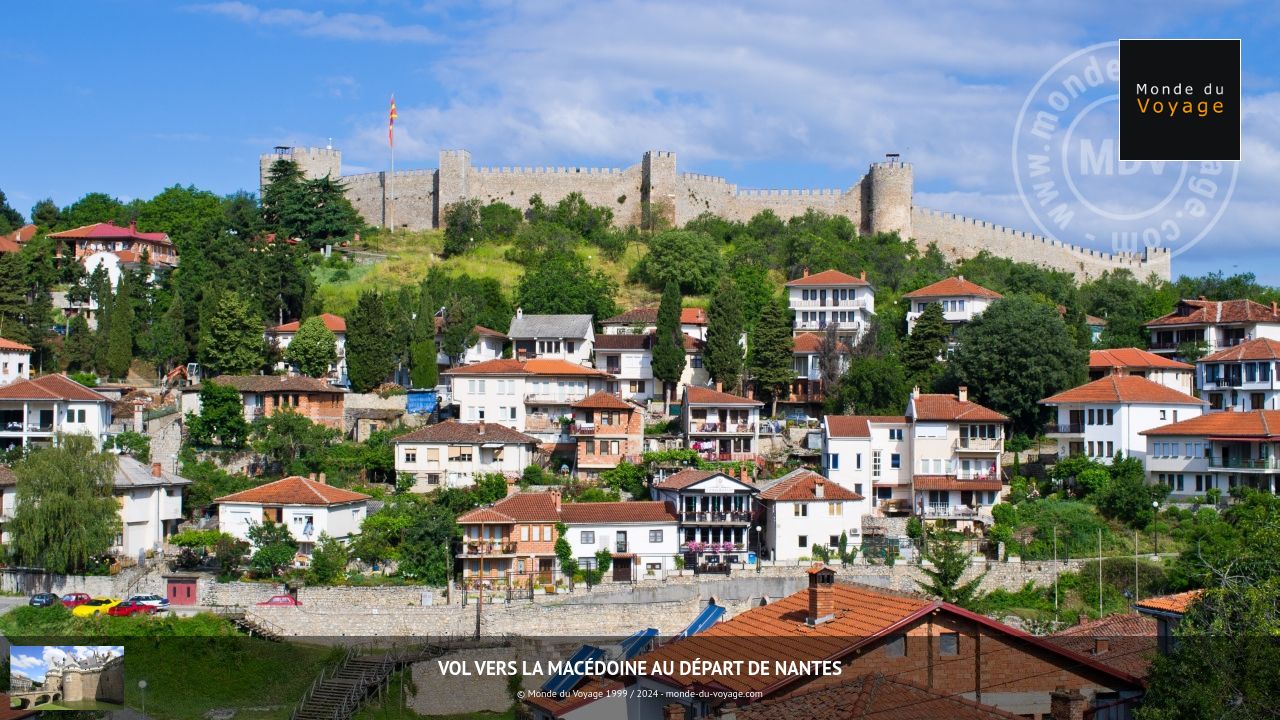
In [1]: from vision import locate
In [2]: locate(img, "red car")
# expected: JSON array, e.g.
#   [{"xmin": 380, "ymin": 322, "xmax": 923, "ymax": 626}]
[
  {"xmin": 257, "ymin": 595, "xmax": 301, "ymax": 607},
  {"xmin": 61, "ymin": 593, "xmax": 92, "ymax": 608},
  {"xmin": 107, "ymin": 599, "xmax": 159, "ymax": 617}
]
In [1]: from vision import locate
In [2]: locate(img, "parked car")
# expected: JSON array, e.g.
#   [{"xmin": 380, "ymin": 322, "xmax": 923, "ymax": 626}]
[
  {"xmin": 256, "ymin": 595, "xmax": 301, "ymax": 607},
  {"xmin": 29, "ymin": 593, "xmax": 60, "ymax": 608},
  {"xmin": 71, "ymin": 597, "xmax": 122, "ymax": 617},
  {"xmin": 108, "ymin": 599, "xmax": 159, "ymax": 617},
  {"xmin": 60, "ymin": 592, "xmax": 92, "ymax": 608},
  {"xmin": 127, "ymin": 594, "xmax": 170, "ymax": 609}
]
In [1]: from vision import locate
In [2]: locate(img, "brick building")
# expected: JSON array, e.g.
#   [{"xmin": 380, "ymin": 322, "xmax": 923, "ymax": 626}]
[{"xmin": 181, "ymin": 375, "xmax": 346, "ymax": 429}]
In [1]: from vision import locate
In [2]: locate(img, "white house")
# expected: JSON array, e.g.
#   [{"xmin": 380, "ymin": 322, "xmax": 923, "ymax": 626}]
[
  {"xmin": 460, "ymin": 326, "xmax": 507, "ymax": 365},
  {"xmin": 1197, "ymin": 338, "xmax": 1280, "ymax": 411},
  {"xmin": 392, "ymin": 420, "xmax": 539, "ymax": 491},
  {"xmin": 112, "ymin": 456, "xmax": 190, "ymax": 558},
  {"xmin": 507, "ymin": 310, "xmax": 594, "ymax": 365},
  {"xmin": 1143, "ymin": 298, "xmax": 1280, "ymax": 358},
  {"xmin": 1141, "ymin": 410, "xmax": 1280, "ymax": 498},
  {"xmin": 600, "ymin": 306, "xmax": 709, "ymax": 341},
  {"xmin": 682, "ymin": 385, "xmax": 763, "ymax": 462},
  {"xmin": 785, "ymin": 269, "xmax": 875, "ymax": 345},
  {"xmin": 903, "ymin": 276, "xmax": 1003, "ymax": 339},
  {"xmin": 779, "ymin": 332, "xmax": 849, "ymax": 421},
  {"xmin": 906, "ymin": 388, "xmax": 1008, "ymax": 528},
  {"xmin": 216, "ymin": 475, "xmax": 370, "ymax": 555},
  {"xmin": 593, "ymin": 334, "xmax": 654, "ymax": 403},
  {"xmin": 758, "ymin": 469, "xmax": 865, "ymax": 562},
  {"xmin": 0, "ymin": 466, "xmax": 15, "ymax": 544},
  {"xmin": 266, "ymin": 313, "xmax": 348, "ymax": 386},
  {"xmin": 559, "ymin": 501, "xmax": 680, "ymax": 581},
  {"xmin": 0, "ymin": 337, "xmax": 32, "ymax": 386},
  {"xmin": 1042, "ymin": 375, "xmax": 1205, "ymax": 463},
  {"xmin": 651, "ymin": 468, "xmax": 758, "ymax": 561},
  {"xmin": 0, "ymin": 374, "xmax": 111, "ymax": 451},
  {"xmin": 822, "ymin": 414, "xmax": 911, "ymax": 512},
  {"xmin": 1089, "ymin": 348, "xmax": 1195, "ymax": 395}
]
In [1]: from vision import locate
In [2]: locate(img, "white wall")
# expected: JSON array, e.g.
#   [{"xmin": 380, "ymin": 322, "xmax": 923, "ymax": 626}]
[
  {"xmin": 765, "ymin": 499, "xmax": 862, "ymax": 562},
  {"xmin": 115, "ymin": 485, "xmax": 185, "ymax": 556},
  {"xmin": 219, "ymin": 502, "xmax": 366, "ymax": 546},
  {"xmin": 905, "ymin": 295, "xmax": 997, "ymax": 334},
  {"xmin": 396, "ymin": 440, "xmax": 533, "ymax": 491},
  {"xmin": 1054, "ymin": 403, "xmax": 1203, "ymax": 463},
  {"xmin": 0, "ymin": 350, "xmax": 31, "ymax": 386},
  {"xmin": 564, "ymin": 521, "xmax": 679, "ymax": 571}
]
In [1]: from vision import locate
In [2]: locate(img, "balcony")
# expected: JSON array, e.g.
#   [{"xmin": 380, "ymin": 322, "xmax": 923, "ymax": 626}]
[
  {"xmin": 1044, "ymin": 423, "xmax": 1084, "ymax": 435},
  {"xmin": 922, "ymin": 504, "xmax": 987, "ymax": 520},
  {"xmin": 524, "ymin": 391, "xmax": 589, "ymax": 404},
  {"xmin": 695, "ymin": 451, "xmax": 758, "ymax": 462},
  {"xmin": 1206, "ymin": 457, "xmax": 1280, "ymax": 471},
  {"xmin": 954, "ymin": 437, "xmax": 1002, "ymax": 452},
  {"xmin": 791, "ymin": 298, "xmax": 868, "ymax": 309},
  {"xmin": 0, "ymin": 421, "xmax": 54, "ymax": 434},
  {"xmin": 679, "ymin": 510, "xmax": 753, "ymax": 525},
  {"xmin": 794, "ymin": 320, "xmax": 867, "ymax": 332},
  {"xmin": 689, "ymin": 422, "xmax": 756, "ymax": 434},
  {"xmin": 569, "ymin": 423, "xmax": 595, "ymax": 436},
  {"xmin": 525, "ymin": 416, "xmax": 569, "ymax": 432},
  {"xmin": 459, "ymin": 540, "xmax": 518, "ymax": 556}
]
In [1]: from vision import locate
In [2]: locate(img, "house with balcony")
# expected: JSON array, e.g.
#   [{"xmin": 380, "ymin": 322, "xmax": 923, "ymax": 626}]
[
  {"xmin": 1197, "ymin": 338, "xmax": 1280, "ymax": 411},
  {"xmin": 906, "ymin": 387, "xmax": 1007, "ymax": 528},
  {"xmin": 682, "ymin": 385, "xmax": 763, "ymax": 462},
  {"xmin": 1143, "ymin": 298, "xmax": 1280, "ymax": 358},
  {"xmin": 266, "ymin": 313, "xmax": 348, "ymax": 386},
  {"xmin": 779, "ymin": 332, "xmax": 849, "ymax": 421},
  {"xmin": 560, "ymin": 501, "xmax": 680, "ymax": 581},
  {"xmin": 49, "ymin": 221, "xmax": 178, "ymax": 286},
  {"xmin": 1089, "ymin": 348, "xmax": 1195, "ymax": 395},
  {"xmin": 0, "ymin": 374, "xmax": 111, "ymax": 451},
  {"xmin": 1141, "ymin": 410, "xmax": 1280, "ymax": 498},
  {"xmin": 392, "ymin": 420, "xmax": 539, "ymax": 492},
  {"xmin": 594, "ymin": 334, "xmax": 654, "ymax": 403},
  {"xmin": 569, "ymin": 392, "xmax": 644, "ymax": 480},
  {"xmin": 600, "ymin": 306, "xmax": 708, "ymax": 341},
  {"xmin": 216, "ymin": 475, "xmax": 370, "ymax": 555},
  {"xmin": 758, "ymin": 469, "xmax": 865, "ymax": 562},
  {"xmin": 0, "ymin": 337, "xmax": 32, "ymax": 386},
  {"xmin": 785, "ymin": 268, "xmax": 875, "ymax": 345},
  {"xmin": 507, "ymin": 310, "xmax": 594, "ymax": 365},
  {"xmin": 1042, "ymin": 375, "xmax": 1205, "ymax": 463},
  {"xmin": 456, "ymin": 491, "xmax": 563, "ymax": 586},
  {"xmin": 822, "ymin": 415, "xmax": 911, "ymax": 514},
  {"xmin": 180, "ymin": 375, "xmax": 346, "ymax": 429},
  {"xmin": 112, "ymin": 456, "xmax": 190, "ymax": 558},
  {"xmin": 651, "ymin": 468, "xmax": 758, "ymax": 569},
  {"xmin": 903, "ymin": 276, "xmax": 1003, "ymax": 342}
]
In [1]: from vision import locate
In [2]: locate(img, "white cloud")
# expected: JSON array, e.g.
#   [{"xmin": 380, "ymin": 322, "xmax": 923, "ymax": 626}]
[
  {"xmin": 10, "ymin": 654, "xmax": 43, "ymax": 670},
  {"xmin": 186, "ymin": 2, "xmax": 439, "ymax": 43}
]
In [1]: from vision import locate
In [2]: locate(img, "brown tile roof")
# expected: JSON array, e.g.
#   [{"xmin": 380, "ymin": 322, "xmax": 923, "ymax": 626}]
[
  {"xmin": 912, "ymin": 475, "xmax": 1003, "ymax": 491},
  {"xmin": 457, "ymin": 492, "xmax": 561, "ymax": 524},
  {"xmin": 1090, "ymin": 348, "xmax": 1193, "ymax": 370},
  {"xmin": 1143, "ymin": 299, "xmax": 1280, "ymax": 328},
  {"xmin": 735, "ymin": 673, "xmax": 1023, "ymax": 720},
  {"xmin": 792, "ymin": 332, "xmax": 849, "ymax": 354},
  {"xmin": 443, "ymin": 358, "xmax": 610, "ymax": 377},
  {"xmin": 824, "ymin": 415, "xmax": 908, "ymax": 438},
  {"xmin": 269, "ymin": 313, "xmax": 346, "ymax": 334},
  {"xmin": 0, "ymin": 374, "xmax": 109, "ymax": 402},
  {"xmin": 785, "ymin": 269, "xmax": 870, "ymax": 287},
  {"xmin": 0, "ymin": 465, "xmax": 15, "ymax": 487},
  {"xmin": 601, "ymin": 307, "xmax": 708, "ymax": 325},
  {"xmin": 4, "ymin": 224, "xmax": 38, "ymax": 245},
  {"xmin": 902, "ymin": 276, "xmax": 1003, "ymax": 299},
  {"xmin": 49, "ymin": 221, "xmax": 172, "ymax": 246},
  {"xmin": 442, "ymin": 358, "xmax": 528, "ymax": 375},
  {"xmin": 1087, "ymin": 314, "xmax": 1108, "ymax": 326},
  {"xmin": 685, "ymin": 385, "xmax": 762, "ymax": 406},
  {"xmin": 682, "ymin": 333, "xmax": 704, "ymax": 352},
  {"xmin": 1140, "ymin": 410, "xmax": 1280, "ymax": 438},
  {"xmin": 571, "ymin": 391, "xmax": 633, "ymax": 410},
  {"xmin": 653, "ymin": 468, "xmax": 727, "ymax": 490},
  {"xmin": 1135, "ymin": 589, "xmax": 1203, "ymax": 615},
  {"xmin": 215, "ymin": 476, "xmax": 369, "ymax": 506},
  {"xmin": 911, "ymin": 393, "xmax": 1007, "ymax": 422},
  {"xmin": 1047, "ymin": 614, "xmax": 1158, "ymax": 678},
  {"xmin": 1040, "ymin": 375, "xmax": 1204, "ymax": 406},
  {"xmin": 392, "ymin": 420, "xmax": 538, "ymax": 445},
  {"xmin": 206, "ymin": 375, "xmax": 346, "ymax": 394},
  {"xmin": 0, "ymin": 336, "xmax": 33, "ymax": 352},
  {"xmin": 593, "ymin": 334, "xmax": 652, "ymax": 351},
  {"xmin": 474, "ymin": 325, "xmax": 507, "ymax": 339},
  {"xmin": 559, "ymin": 500, "xmax": 678, "ymax": 524},
  {"xmin": 1199, "ymin": 337, "xmax": 1280, "ymax": 362},
  {"xmin": 759, "ymin": 469, "xmax": 863, "ymax": 501}
]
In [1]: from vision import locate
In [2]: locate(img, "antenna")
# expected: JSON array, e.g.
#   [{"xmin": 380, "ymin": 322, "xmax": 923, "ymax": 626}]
[{"xmin": 327, "ymin": 138, "xmax": 333, "ymax": 150}]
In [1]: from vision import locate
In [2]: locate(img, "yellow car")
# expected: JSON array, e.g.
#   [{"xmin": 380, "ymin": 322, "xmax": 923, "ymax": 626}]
[{"xmin": 71, "ymin": 597, "xmax": 121, "ymax": 617}]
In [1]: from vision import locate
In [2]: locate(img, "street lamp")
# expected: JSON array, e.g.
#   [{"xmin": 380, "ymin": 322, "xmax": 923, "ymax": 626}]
[
  {"xmin": 138, "ymin": 680, "xmax": 147, "ymax": 716},
  {"xmin": 1150, "ymin": 500, "xmax": 1160, "ymax": 561},
  {"xmin": 754, "ymin": 525, "xmax": 763, "ymax": 574}
]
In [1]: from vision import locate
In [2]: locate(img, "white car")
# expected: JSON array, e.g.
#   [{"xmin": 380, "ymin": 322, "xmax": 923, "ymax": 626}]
[{"xmin": 128, "ymin": 594, "xmax": 170, "ymax": 609}]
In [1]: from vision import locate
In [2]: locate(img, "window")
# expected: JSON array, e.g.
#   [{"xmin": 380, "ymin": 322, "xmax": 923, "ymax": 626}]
[
  {"xmin": 828, "ymin": 502, "xmax": 842, "ymax": 515},
  {"xmin": 940, "ymin": 632, "xmax": 959, "ymax": 656},
  {"xmin": 520, "ymin": 526, "xmax": 529, "ymax": 541},
  {"xmin": 889, "ymin": 428, "xmax": 903, "ymax": 440},
  {"xmin": 690, "ymin": 355, "xmax": 703, "ymax": 368},
  {"xmin": 403, "ymin": 450, "xmax": 417, "ymax": 463},
  {"xmin": 830, "ymin": 453, "xmax": 839, "ymax": 469},
  {"xmin": 884, "ymin": 634, "xmax": 906, "ymax": 657},
  {"xmin": 854, "ymin": 483, "xmax": 863, "ymax": 495},
  {"xmin": 542, "ymin": 525, "xmax": 552, "ymax": 541},
  {"xmin": 890, "ymin": 453, "xmax": 901, "ymax": 469},
  {"xmin": 1160, "ymin": 409, "xmax": 1167, "ymax": 420},
  {"xmin": 794, "ymin": 504, "xmax": 808, "ymax": 517},
  {"xmin": 1106, "ymin": 409, "xmax": 1114, "ymax": 425},
  {"xmin": 797, "ymin": 535, "xmax": 808, "ymax": 548},
  {"xmin": 427, "ymin": 474, "xmax": 440, "ymax": 485},
  {"xmin": 872, "ymin": 451, "xmax": 881, "ymax": 477},
  {"xmin": 830, "ymin": 535, "xmax": 840, "ymax": 547},
  {"xmin": 580, "ymin": 531, "xmax": 595, "ymax": 544},
  {"xmin": 1107, "ymin": 441, "xmax": 1114, "ymax": 456},
  {"xmin": 855, "ymin": 453, "xmax": 862, "ymax": 469},
  {"xmin": 649, "ymin": 529, "xmax": 663, "ymax": 543},
  {"xmin": 1088, "ymin": 408, "xmax": 1095, "ymax": 425}
]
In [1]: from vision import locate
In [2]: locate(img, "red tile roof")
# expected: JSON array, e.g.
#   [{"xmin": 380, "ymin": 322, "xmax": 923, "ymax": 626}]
[
  {"xmin": 558, "ymin": 500, "xmax": 678, "ymax": 524},
  {"xmin": 474, "ymin": 325, "xmax": 507, "ymax": 339},
  {"xmin": 682, "ymin": 333, "xmax": 704, "ymax": 352},
  {"xmin": 759, "ymin": 469, "xmax": 863, "ymax": 501},
  {"xmin": 49, "ymin": 221, "xmax": 172, "ymax": 245},
  {"xmin": 785, "ymin": 269, "xmax": 870, "ymax": 287},
  {"xmin": 902, "ymin": 276, "xmax": 1003, "ymax": 299},
  {"xmin": 205, "ymin": 375, "xmax": 345, "ymax": 394},
  {"xmin": 571, "ymin": 391, "xmax": 634, "ymax": 410},
  {"xmin": 912, "ymin": 475, "xmax": 1003, "ymax": 491},
  {"xmin": 594, "ymin": 334, "xmax": 652, "ymax": 351},
  {"xmin": 443, "ymin": 358, "xmax": 610, "ymax": 377},
  {"xmin": 792, "ymin": 332, "xmax": 849, "ymax": 354},
  {"xmin": 685, "ymin": 385, "xmax": 762, "ymax": 406},
  {"xmin": 0, "ymin": 374, "xmax": 108, "ymax": 402},
  {"xmin": 1143, "ymin": 299, "xmax": 1280, "ymax": 328},
  {"xmin": 0, "ymin": 336, "xmax": 34, "ymax": 352},
  {"xmin": 1140, "ymin": 410, "xmax": 1280, "ymax": 438},
  {"xmin": 735, "ymin": 673, "xmax": 1023, "ymax": 720},
  {"xmin": 824, "ymin": 415, "xmax": 908, "ymax": 438},
  {"xmin": 653, "ymin": 468, "xmax": 734, "ymax": 490},
  {"xmin": 1040, "ymin": 375, "xmax": 1204, "ymax": 406},
  {"xmin": 392, "ymin": 420, "xmax": 538, "ymax": 445},
  {"xmin": 215, "ymin": 476, "xmax": 369, "ymax": 506},
  {"xmin": 1090, "ymin": 348, "xmax": 1193, "ymax": 370},
  {"xmin": 601, "ymin": 307, "xmax": 708, "ymax": 325},
  {"xmin": 1199, "ymin": 337, "xmax": 1280, "ymax": 362},
  {"xmin": 457, "ymin": 492, "xmax": 561, "ymax": 524},
  {"xmin": 1047, "ymin": 614, "xmax": 1158, "ymax": 678},
  {"xmin": 270, "ymin": 313, "xmax": 347, "ymax": 334},
  {"xmin": 0, "ymin": 235, "xmax": 20, "ymax": 254},
  {"xmin": 911, "ymin": 393, "xmax": 1007, "ymax": 422},
  {"xmin": 1135, "ymin": 589, "xmax": 1203, "ymax": 615},
  {"xmin": 4, "ymin": 224, "xmax": 38, "ymax": 245}
]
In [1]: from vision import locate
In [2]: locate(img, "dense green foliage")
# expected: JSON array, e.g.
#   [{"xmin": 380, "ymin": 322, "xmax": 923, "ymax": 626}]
[
  {"xmin": 346, "ymin": 290, "xmax": 396, "ymax": 392},
  {"xmin": 652, "ymin": 281, "xmax": 686, "ymax": 407},
  {"xmin": 284, "ymin": 315, "xmax": 338, "ymax": 377},
  {"xmin": 261, "ymin": 159, "xmax": 362, "ymax": 249},
  {"xmin": 198, "ymin": 291, "xmax": 265, "ymax": 376},
  {"xmin": 901, "ymin": 300, "xmax": 948, "ymax": 388},
  {"xmin": 704, "ymin": 276, "xmax": 745, "ymax": 392},
  {"xmin": 917, "ymin": 531, "xmax": 984, "ymax": 606},
  {"xmin": 750, "ymin": 297, "xmax": 794, "ymax": 412},
  {"xmin": 632, "ymin": 229, "xmax": 724, "ymax": 293},
  {"xmin": 186, "ymin": 380, "xmax": 250, "ymax": 449}
]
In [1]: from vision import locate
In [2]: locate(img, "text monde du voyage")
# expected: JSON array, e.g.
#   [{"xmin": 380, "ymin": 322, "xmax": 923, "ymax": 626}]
[{"xmin": 1134, "ymin": 83, "xmax": 1229, "ymax": 118}]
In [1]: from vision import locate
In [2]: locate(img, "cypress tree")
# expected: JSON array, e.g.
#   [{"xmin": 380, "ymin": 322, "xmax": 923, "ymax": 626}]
[
  {"xmin": 347, "ymin": 291, "xmax": 396, "ymax": 393},
  {"xmin": 749, "ymin": 297, "xmax": 794, "ymax": 417},
  {"xmin": 106, "ymin": 277, "xmax": 134, "ymax": 379},
  {"xmin": 651, "ymin": 281, "xmax": 686, "ymax": 414},
  {"xmin": 704, "ymin": 277, "xmax": 744, "ymax": 392},
  {"xmin": 901, "ymin": 301, "xmax": 949, "ymax": 388}
]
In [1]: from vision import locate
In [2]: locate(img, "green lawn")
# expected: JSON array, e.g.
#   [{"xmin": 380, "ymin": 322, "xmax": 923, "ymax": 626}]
[{"xmin": 351, "ymin": 668, "xmax": 516, "ymax": 720}]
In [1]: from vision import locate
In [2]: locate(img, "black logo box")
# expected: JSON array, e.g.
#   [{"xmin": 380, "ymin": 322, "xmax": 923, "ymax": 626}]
[{"xmin": 1119, "ymin": 39, "xmax": 1240, "ymax": 162}]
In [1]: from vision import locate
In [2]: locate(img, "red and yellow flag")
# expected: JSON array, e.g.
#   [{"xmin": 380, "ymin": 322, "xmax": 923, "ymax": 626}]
[{"xmin": 389, "ymin": 94, "xmax": 398, "ymax": 147}]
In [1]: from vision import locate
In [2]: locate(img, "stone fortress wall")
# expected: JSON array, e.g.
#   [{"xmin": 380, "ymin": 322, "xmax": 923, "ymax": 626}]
[{"xmin": 259, "ymin": 146, "xmax": 1170, "ymax": 281}]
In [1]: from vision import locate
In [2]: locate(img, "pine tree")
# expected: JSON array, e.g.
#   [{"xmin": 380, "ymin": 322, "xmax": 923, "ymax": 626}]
[
  {"xmin": 704, "ymin": 277, "xmax": 744, "ymax": 392},
  {"xmin": 409, "ymin": 299, "xmax": 440, "ymax": 389},
  {"xmin": 150, "ymin": 292, "xmax": 188, "ymax": 372},
  {"xmin": 902, "ymin": 301, "xmax": 949, "ymax": 388},
  {"xmin": 346, "ymin": 291, "xmax": 396, "ymax": 393},
  {"xmin": 63, "ymin": 314, "xmax": 94, "ymax": 371},
  {"xmin": 916, "ymin": 531, "xmax": 985, "ymax": 607},
  {"xmin": 0, "ymin": 253, "xmax": 27, "ymax": 340},
  {"xmin": 651, "ymin": 281, "xmax": 686, "ymax": 413},
  {"xmin": 199, "ymin": 291, "xmax": 265, "ymax": 376},
  {"xmin": 750, "ymin": 297, "xmax": 794, "ymax": 416},
  {"xmin": 106, "ymin": 277, "xmax": 135, "ymax": 379}
]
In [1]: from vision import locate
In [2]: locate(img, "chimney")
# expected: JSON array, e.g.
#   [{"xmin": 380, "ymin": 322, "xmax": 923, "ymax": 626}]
[
  {"xmin": 516, "ymin": 307, "xmax": 524, "ymax": 319},
  {"xmin": 958, "ymin": 275, "xmax": 964, "ymax": 281},
  {"xmin": 802, "ymin": 268, "xmax": 809, "ymax": 278},
  {"xmin": 1093, "ymin": 637, "xmax": 1109, "ymax": 655},
  {"xmin": 806, "ymin": 564, "xmax": 836, "ymax": 626},
  {"xmin": 739, "ymin": 464, "xmax": 750, "ymax": 485},
  {"xmin": 1049, "ymin": 687, "xmax": 1087, "ymax": 720},
  {"xmin": 912, "ymin": 385, "xmax": 921, "ymax": 399},
  {"xmin": 814, "ymin": 478, "xmax": 824, "ymax": 499},
  {"xmin": 715, "ymin": 381, "xmax": 723, "ymax": 392},
  {"xmin": 550, "ymin": 490, "xmax": 562, "ymax": 511},
  {"xmin": 958, "ymin": 386, "xmax": 968, "ymax": 403},
  {"xmin": 133, "ymin": 401, "xmax": 145, "ymax": 434},
  {"xmin": 318, "ymin": 472, "xmax": 327, "ymax": 485},
  {"xmin": 309, "ymin": 473, "xmax": 317, "ymax": 482},
  {"xmin": 746, "ymin": 388, "xmax": 754, "ymax": 400},
  {"xmin": 150, "ymin": 462, "xmax": 162, "ymax": 478},
  {"xmin": 859, "ymin": 270, "xmax": 867, "ymax": 282},
  {"xmin": 478, "ymin": 419, "xmax": 486, "ymax": 436},
  {"xmin": 1198, "ymin": 295, "xmax": 1207, "ymax": 301},
  {"xmin": 1272, "ymin": 301, "xmax": 1277, "ymax": 315},
  {"xmin": 662, "ymin": 704, "xmax": 686, "ymax": 720}
]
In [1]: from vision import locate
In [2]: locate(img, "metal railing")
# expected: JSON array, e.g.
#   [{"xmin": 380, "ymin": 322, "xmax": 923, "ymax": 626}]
[
  {"xmin": 680, "ymin": 510, "xmax": 753, "ymax": 524},
  {"xmin": 1044, "ymin": 423, "xmax": 1084, "ymax": 434},
  {"xmin": 615, "ymin": 541, "xmax": 628, "ymax": 553},
  {"xmin": 1206, "ymin": 457, "xmax": 1280, "ymax": 470},
  {"xmin": 691, "ymin": 422, "xmax": 756, "ymax": 434},
  {"xmin": 955, "ymin": 437, "xmax": 1002, "ymax": 450}
]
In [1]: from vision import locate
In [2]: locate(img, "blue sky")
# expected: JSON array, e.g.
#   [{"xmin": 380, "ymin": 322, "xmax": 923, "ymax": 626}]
[
  {"xmin": 2, "ymin": 1, "xmax": 1277, "ymax": 281},
  {"xmin": 9, "ymin": 645, "xmax": 123, "ymax": 683}
]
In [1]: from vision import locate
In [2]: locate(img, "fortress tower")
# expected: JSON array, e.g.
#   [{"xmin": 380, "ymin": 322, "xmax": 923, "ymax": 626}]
[
  {"xmin": 862, "ymin": 156, "xmax": 913, "ymax": 238},
  {"xmin": 258, "ymin": 146, "xmax": 342, "ymax": 191},
  {"xmin": 642, "ymin": 150, "xmax": 678, "ymax": 228}
]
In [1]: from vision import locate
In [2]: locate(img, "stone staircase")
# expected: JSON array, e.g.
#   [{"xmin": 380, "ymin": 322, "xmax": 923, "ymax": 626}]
[{"xmin": 292, "ymin": 653, "xmax": 395, "ymax": 720}]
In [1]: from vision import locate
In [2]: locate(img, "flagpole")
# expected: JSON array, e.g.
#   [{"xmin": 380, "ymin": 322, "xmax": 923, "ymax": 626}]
[{"xmin": 388, "ymin": 93, "xmax": 396, "ymax": 232}]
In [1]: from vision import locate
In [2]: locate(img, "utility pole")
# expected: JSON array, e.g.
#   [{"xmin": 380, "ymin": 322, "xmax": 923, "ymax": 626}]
[
  {"xmin": 475, "ymin": 521, "xmax": 483, "ymax": 640},
  {"xmin": 1098, "ymin": 528, "xmax": 1103, "ymax": 617},
  {"xmin": 1134, "ymin": 529, "xmax": 1140, "ymax": 604},
  {"xmin": 1053, "ymin": 526, "xmax": 1058, "ymax": 615}
]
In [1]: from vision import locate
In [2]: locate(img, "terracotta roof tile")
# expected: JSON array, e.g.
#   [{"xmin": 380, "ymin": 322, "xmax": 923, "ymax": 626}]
[
  {"xmin": 902, "ymin": 276, "xmax": 1003, "ymax": 299},
  {"xmin": 393, "ymin": 420, "xmax": 538, "ymax": 445},
  {"xmin": 1135, "ymin": 589, "xmax": 1203, "ymax": 615},
  {"xmin": 1047, "ymin": 614, "xmax": 1158, "ymax": 678},
  {"xmin": 824, "ymin": 415, "xmax": 908, "ymax": 438},
  {"xmin": 4, "ymin": 224, "xmax": 37, "ymax": 245},
  {"xmin": 736, "ymin": 673, "xmax": 1023, "ymax": 720},
  {"xmin": 1040, "ymin": 375, "xmax": 1204, "ymax": 406},
  {"xmin": 0, "ymin": 336, "xmax": 34, "ymax": 352},
  {"xmin": 759, "ymin": 469, "xmax": 863, "ymax": 501},
  {"xmin": 785, "ymin": 269, "xmax": 870, "ymax": 287},
  {"xmin": 1140, "ymin": 410, "xmax": 1280, "ymax": 438},
  {"xmin": 49, "ymin": 221, "xmax": 172, "ymax": 245},
  {"xmin": 792, "ymin": 332, "xmax": 849, "ymax": 354},
  {"xmin": 559, "ymin": 501, "xmax": 678, "ymax": 524},
  {"xmin": 205, "ymin": 375, "xmax": 345, "ymax": 394},
  {"xmin": 442, "ymin": 358, "xmax": 529, "ymax": 375},
  {"xmin": 913, "ymin": 474, "xmax": 1003, "ymax": 491},
  {"xmin": 270, "ymin": 313, "xmax": 347, "ymax": 334},
  {"xmin": 523, "ymin": 358, "xmax": 611, "ymax": 376},
  {"xmin": 682, "ymin": 333, "xmax": 704, "ymax": 352},
  {"xmin": 571, "ymin": 391, "xmax": 634, "ymax": 410},
  {"xmin": 215, "ymin": 476, "xmax": 369, "ymax": 506},
  {"xmin": 911, "ymin": 393, "xmax": 1007, "ymax": 422},
  {"xmin": 0, "ymin": 465, "xmax": 15, "ymax": 487},
  {"xmin": 474, "ymin": 325, "xmax": 507, "ymax": 339},
  {"xmin": 1143, "ymin": 299, "xmax": 1280, "ymax": 328},
  {"xmin": 0, "ymin": 374, "xmax": 109, "ymax": 402},
  {"xmin": 593, "ymin": 334, "xmax": 652, "ymax": 351},
  {"xmin": 601, "ymin": 307, "xmax": 708, "ymax": 325},
  {"xmin": 457, "ymin": 492, "xmax": 561, "ymax": 524},
  {"xmin": 1199, "ymin": 337, "xmax": 1280, "ymax": 362},
  {"xmin": 685, "ymin": 385, "xmax": 762, "ymax": 406},
  {"xmin": 442, "ymin": 357, "xmax": 610, "ymax": 377},
  {"xmin": 653, "ymin": 468, "xmax": 724, "ymax": 490},
  {"xmin": 1090, "ymin": 348, "xmax": 1193, "ymax": 370}
]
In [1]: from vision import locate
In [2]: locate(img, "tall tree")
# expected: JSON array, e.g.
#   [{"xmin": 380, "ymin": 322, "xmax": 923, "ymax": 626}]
[
  {"xmin": 7, "ymin": 435, "xmax": 120, "ymax": 574},
  {"xmin": 916, "ymin": 531, "xmax": 985, "ymax": 607},
  {"xmin": 409, "ymin": 304, "xmax": 439, "ymax": 389},
  {"xmin": 30, "ymin": 198, "xmax": 61, "ymax": 230},
  {"xmin": 817, "ymin": 321, "xmax": 844, "ymax": 393},
  {"xmin": 901, "ymin": 301, "xmax": 949, "ymax": 388},
  {"xmin": 634, "ymin": 229, "xmax": 724, "ymax": 294},
  {"xmin": 826, "ymin": 355, "xmax": 908, "ymax": 415},
  {"xmin": 105, "ymin": 277, "xmax": 135, "ymax": 379},
  {"xmin": 0, "ymin": 253, "xmax": 27, "ymax": 341},
  {"xmin": 750, "ymin": 297, "xmax": 794, "ymax": 416},
  {"xmin": 704, "ymin": 277, "xmax": 745, "ymax": 392},
  {"xmin": 63, "ymin": 314, "xmax": 94, "ymax": 371},
  {"xmin": 198, "ymin": 291, "xmax": 265, "ymax": 376},
  {"xmin": 515, "ymin": 249, "xmax": 617, "ymax": 320},
  {"xmin": 346, "ymin": 291, "xmax": 396, "ymax": 393},
  {"xmin": 651, "ymin": 281, "xmax": 686, "ymax": 413},
  {"xmin": 284, "ymin": 316, "xmax": 338, "ymax": 378},
  {"xmin": 0, "ymin": 190, "xmax": 25, "ymax": 233},
  {"xmin": 186, "ymin": 380, "xmax": 250, "ymax": 449},
  {"xmin": 149, "ymin": 292, "xmax": 188, "ymax": 372}
]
